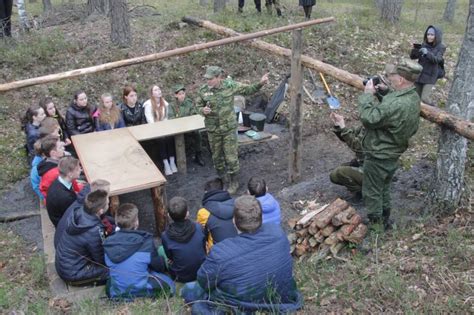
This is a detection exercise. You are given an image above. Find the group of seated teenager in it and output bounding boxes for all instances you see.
[22,84,204,177]
[44,169,302,312]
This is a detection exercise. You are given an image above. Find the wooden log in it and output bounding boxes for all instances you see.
[324,231,339,246]
[314,231,325,243]
[339,223,358,237]
[296,237,303,244]
[330,243,344,256]
[344,224,368,244]
[295,228,308,238]
[314,198,349,229]
[309,244,330,263]
[308,221,319,235]
[331,207,356,226]
[296,204,329,226]
[188,17,474,141]
[309,237,318,248]
[0,210,39,222]
[174,134,186,175]
[288,29,304,183]
[287,233,297,244]
[321,224,335,237]
[151,185,167,234]
[350,213,362,226]
[294,244,308,257]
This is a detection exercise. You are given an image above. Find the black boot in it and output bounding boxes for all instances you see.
[276,8,282,17]
[382,208,393,231]
[194,152,205,166]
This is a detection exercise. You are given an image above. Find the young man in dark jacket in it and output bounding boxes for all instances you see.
[46,157,81,227]
[196,178,237,252]
[161,197,206,283]
[55,189,109,285]
[104,203,175,299]
[409,25,446,105]
[181,195,303,313]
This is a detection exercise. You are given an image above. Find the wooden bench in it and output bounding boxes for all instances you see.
[127,115,205,175]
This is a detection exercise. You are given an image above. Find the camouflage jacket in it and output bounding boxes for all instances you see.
[332,125,365,164]
[196,78,263,134]
[358,86,420,160]
[169,97,196,119]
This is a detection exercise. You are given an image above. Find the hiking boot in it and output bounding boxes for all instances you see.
[227,173,240,194]
[194,152,205,166]
[276,8,282,17]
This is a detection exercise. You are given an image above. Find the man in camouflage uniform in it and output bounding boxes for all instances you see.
[170,84,205,166]
[329,112,365,197]
[358,58,422,230]
[197,66,269,194]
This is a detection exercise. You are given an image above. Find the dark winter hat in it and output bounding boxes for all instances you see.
[204,66,223,79]
[173,84,185,94]
[384,58,422,82]
[427,27,436,35]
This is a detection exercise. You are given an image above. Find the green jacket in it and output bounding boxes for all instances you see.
[196,78,263,134]
[357,86,420,160]
[169,97,196,119]
[332,125,365,164]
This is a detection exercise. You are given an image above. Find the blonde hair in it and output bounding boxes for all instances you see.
[99,93,121,126]
[149,85,166,121]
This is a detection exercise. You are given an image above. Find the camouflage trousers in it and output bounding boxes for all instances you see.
[207,130,239,176]
[362,158,399,219]
[329,165,363,193]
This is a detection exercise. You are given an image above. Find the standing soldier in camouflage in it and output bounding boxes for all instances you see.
[170,84,205,166]
[358,58,422,230]
[197,66,269,194]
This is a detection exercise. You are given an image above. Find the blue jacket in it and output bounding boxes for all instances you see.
[104,229,168,298]
[197,224,303,312]
[257,193,281,225]
[55,206,108,282]
[25,123,40,156]
[161,221,207,283]
[30,155,43,201]
[54,184,90,248]
[202,190,238,243]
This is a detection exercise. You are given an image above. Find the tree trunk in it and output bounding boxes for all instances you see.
[379,0,404,23]
[110,0,131,48]
[42,0,52,12]
[431,0,474,213]
[443,0,457,23]
[87,0,108,15]
[214,0,225,12]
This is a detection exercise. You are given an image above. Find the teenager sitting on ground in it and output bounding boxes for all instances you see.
[93,93,126,131]
[55,189,110,286]
[37,135,82,201]
[161,197,206,283]
[104,203,175,299]
[54,179,110,248]
[196,178,237,252]
[46,157,82,227]
[247,176,281,225]
[181,195,303,314]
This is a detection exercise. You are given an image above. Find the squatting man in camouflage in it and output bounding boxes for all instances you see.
[331,58,422,230]
[196,66,269,194]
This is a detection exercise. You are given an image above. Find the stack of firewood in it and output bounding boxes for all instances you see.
[288,198,367,260]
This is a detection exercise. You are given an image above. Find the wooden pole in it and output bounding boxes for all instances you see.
[0,17,334,93]
[288,30,303,183]
[185,16,474,141]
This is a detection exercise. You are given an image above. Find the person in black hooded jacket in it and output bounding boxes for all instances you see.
[55,189,109,285]
[410,25,446,106]
[196,178,238,252]
[104,203,175,299]
[65,91,96,136]
[161,197,206,283]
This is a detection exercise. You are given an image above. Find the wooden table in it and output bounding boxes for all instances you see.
[128,115,205,175]
[71,128,167,233]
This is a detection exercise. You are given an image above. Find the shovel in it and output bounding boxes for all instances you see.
[319,72,340,110]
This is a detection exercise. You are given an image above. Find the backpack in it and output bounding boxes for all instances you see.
[437,59,445,79]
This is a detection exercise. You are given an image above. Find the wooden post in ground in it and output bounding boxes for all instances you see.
[175,134,187,175]
[288,29,303,183]
[151,185,167,234]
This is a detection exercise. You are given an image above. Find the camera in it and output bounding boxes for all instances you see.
[362,76,381,86]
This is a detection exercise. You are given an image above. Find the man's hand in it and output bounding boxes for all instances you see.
[202,105,211,115]
[330,112,345,128]
[364,79,376,95]
[260,73,269,85]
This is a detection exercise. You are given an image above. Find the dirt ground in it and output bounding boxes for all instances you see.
[1,115,433,248]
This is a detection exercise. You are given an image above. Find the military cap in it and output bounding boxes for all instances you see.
[173,84,185,94]
[384,58,423,82]
[204,66,223,79]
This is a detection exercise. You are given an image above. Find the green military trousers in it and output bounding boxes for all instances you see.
[329,166,363,193]
[362,158,399,219]
[207,130,239,176]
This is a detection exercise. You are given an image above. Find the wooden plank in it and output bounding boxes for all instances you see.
[288,29,304,183]
[71,128,165,196]
[128,115,205,141]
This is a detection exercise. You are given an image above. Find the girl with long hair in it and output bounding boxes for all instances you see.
[22,103,46,158]
[65,90,96,136]
[39,96,70,145]
[119,86,145,126]
[93,93,125,131]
